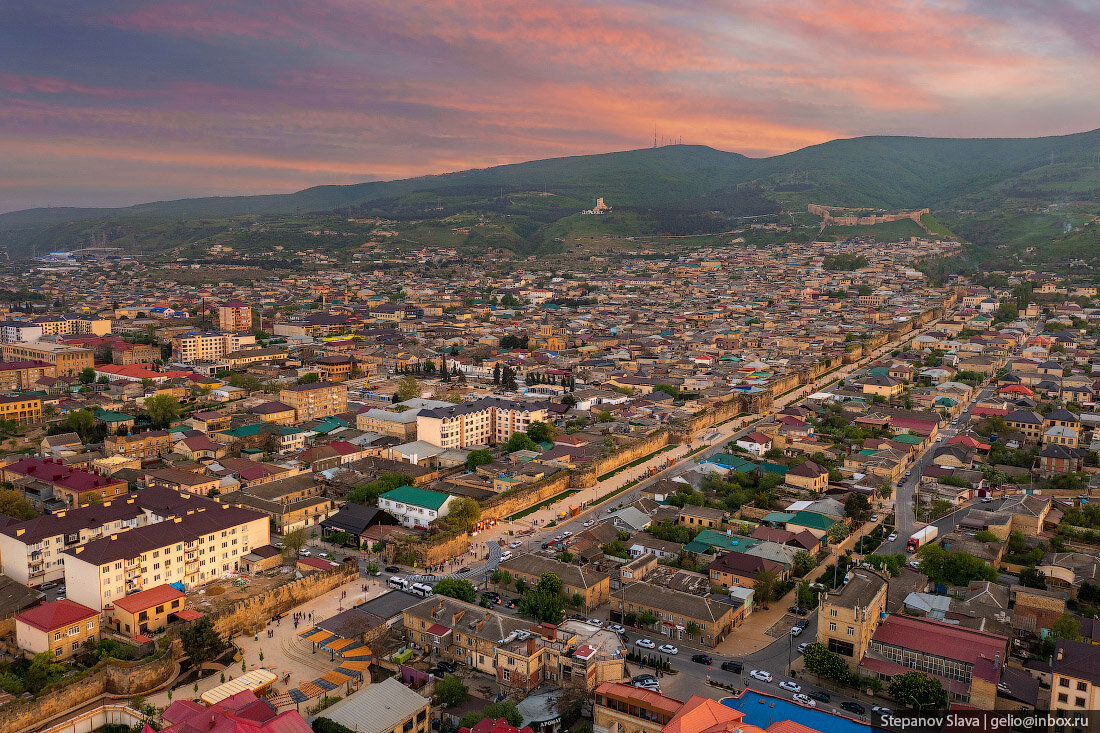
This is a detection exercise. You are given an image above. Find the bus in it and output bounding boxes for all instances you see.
[410,582,434,597]
[387,576,410,591]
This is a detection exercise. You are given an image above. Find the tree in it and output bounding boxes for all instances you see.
[97,374,110,385]
[492,569,512,586]
[329,531,350,547]
[440,497,481,532]
[179,617,225,671]
[65,409,96,442]
[1052,613,1082,642]
[348,474,407,504]
[434,578,477,603]
[492,363,501,384]
[24,651,65,694]
[526,421,556,444]
[802,642,849,683]
[282,527,307,559]
[79,366,95,384]
[435,674,469,707]
[466,449,493,471]
[1018,566,1047,589]
[145,393,181,428]
[459,701,522,729]
[753,569,779,609]
[537,572,562,595]
[639,610,659,627]
[844,493,871,521]
[793,551,816,576]
[762,447,783,460]
[827,522,850,543]
[423,360,436,374]
[597,410,613,423]
[685,621,700,638]
[888,670,947,710]
[501,365,518,390]
[397,375,421,402]
[558,551,574,564]
[562,393,577,407]
[916,545,997,586]
[296,372,320,385]
[518,588,564,624]
[0,488,35,520]
[504,431,537,453]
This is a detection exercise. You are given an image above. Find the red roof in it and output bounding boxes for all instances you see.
[460,718,534,733]
[947,435,991,451]
[4,457,126,494]
[16,599,98,632]
[870,614,1007,669]
[174,609,204,622]
[112,583,185,614]
[970,406,1009,418]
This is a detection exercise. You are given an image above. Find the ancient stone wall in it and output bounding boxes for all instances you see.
[212,563,358,638]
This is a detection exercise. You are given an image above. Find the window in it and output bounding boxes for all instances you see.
[1078,682,1087,691]
[829,622,836,632]
[1058,694,1068,703]
[847,626,855,636]
[830,608,838,617]
[1061,679,1071,688]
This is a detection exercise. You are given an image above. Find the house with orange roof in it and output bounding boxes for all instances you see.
[15,599,100,660]
[105,583,187,636]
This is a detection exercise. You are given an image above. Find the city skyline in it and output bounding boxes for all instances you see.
[2,0,1098,212]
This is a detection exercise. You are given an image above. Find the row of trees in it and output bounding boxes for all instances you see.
[803,642,947,709]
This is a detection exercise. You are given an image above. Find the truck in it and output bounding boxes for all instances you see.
[907,525,938,552]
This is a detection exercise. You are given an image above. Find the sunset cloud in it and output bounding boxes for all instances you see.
[0,0,1097,211]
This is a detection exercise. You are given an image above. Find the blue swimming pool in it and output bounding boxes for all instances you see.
[722,690,888,733]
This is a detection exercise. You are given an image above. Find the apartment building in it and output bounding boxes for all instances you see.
[110,341,161,365]
[315,354,356,381]
[218,301,253,333]
[279,381,348,422]
[1051,640,1100,716]
[0,456,128,508]
[0,321,43,344]
[416,397,549,449]
[0,394,42,425]
[171,332,256,363]
[357,407,420,440]
[15,599,100,661]
[497,554,610,611]
[220,474,332,533]
[612,582,742,648]
[817,569,888,665]
[144,467,221,496]
[0,341,93,376]
[0,360,55,390]
[0,492,149,587]
[707,551,788,590]
[63,500,269,609]
[104,429,172,460]
[36,315,111,337]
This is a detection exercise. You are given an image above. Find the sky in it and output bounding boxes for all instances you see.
[2,0,1099,213]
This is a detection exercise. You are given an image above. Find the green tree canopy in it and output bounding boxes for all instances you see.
[179,617,225,669]
[396,375,421,402]
[435,674,469,707]
[144,393,181,428]
[518,588,564,624]
[504,431,537,453]
[433,578,477,603]
[466,449,493,471]
[525,421,557,444]
[888,670,948,710]
[0,488,36,520]
[296,372,320,384]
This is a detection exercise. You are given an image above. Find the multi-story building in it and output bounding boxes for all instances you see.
[63,499,269,609]
[315,354,355,382]
[104,429,172,460]
[861,613,1008,706]
[416,397,549,449]
[144,466,221,496]
[357,407,420,440]
[378,485,456,529]
[220,474,332,533]
[0,341,93,376]
[817,569,888,665]
[0,394,42,425]
[1051,640,1100,716]
[109,341,161,365]
[0,321,43,344]
[218,300,252,333]
[0,360,55,390]
[0,456,128,508]
[594,683,776,733]
[497,554,610,612]
[15,599,100,660]
[707,551,788,591]
[279,381,348,422]
[0,491,151,587]
[170,332,256,363]
[104,583,187,636]
[612,582,742,648]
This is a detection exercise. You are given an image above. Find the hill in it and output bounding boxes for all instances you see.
[3,129,1100,263]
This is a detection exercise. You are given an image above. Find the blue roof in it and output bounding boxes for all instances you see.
[724,691,886,733]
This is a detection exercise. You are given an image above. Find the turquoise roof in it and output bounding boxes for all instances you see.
[220,424,303,438]
[762,511,796,524]
[93,408,134,423]
[703,453,757,472]
[684,529,759,555]
[759,462,788,475]
[894,434,924,445]
[787,511,837,531]
[380,485,450,511]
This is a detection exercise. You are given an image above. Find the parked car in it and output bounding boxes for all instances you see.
[541,542,551,549]
[841,702,866,715]
[657,644,678,655]
[778,681,801,692]
[981,497,993,503]
[509,541,522,548]
[437,660,456,673]
[690,654,712,665]
[797,643,809,654]
[583,520,594,527]
[298,550,311,557]
[721,660,743,673]
[792,694,815,707]
[384,565,400,573]
[634,680,660,692]
[869,514,878,522]
[41,582,56,591]
[749,670,772,682]
[909,560,921,568]
[788,606,808,616]
[635,638,656,649]
[809,691,831,704]
[561,531,572,537]
[587,618,603,626]
[871,706,893,715]
[790,625,804,637]
[887,533,898,542]
[608,624,626,633]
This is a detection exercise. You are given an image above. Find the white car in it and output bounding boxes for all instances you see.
[587,618,604,626]
[869,514,878,522]
[561,531,572,537]
[509,541,522,548]
[657,644,678,655]
[887,533,898,542]
[583,519,594,527]
[792,693,816,707]
[298,550,311,557]
[749,670,772,683]
[554,535,564,541]
[608,624,626,633]
[790,625,804,637]
[872,706,893,715]
[909,560,921,568]
[778,681,801,692]
[635,638,656,649]
[797,643,809,654]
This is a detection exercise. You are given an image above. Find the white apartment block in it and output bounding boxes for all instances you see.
[415,397,549,449]
[171,332,256,363]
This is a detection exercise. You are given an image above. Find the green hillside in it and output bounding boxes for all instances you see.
[4,129,1100,263]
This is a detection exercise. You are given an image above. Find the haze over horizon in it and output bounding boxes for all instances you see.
[3,0,1099,213]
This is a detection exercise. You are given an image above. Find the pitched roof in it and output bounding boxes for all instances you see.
[379,485,450,510]
[16,599,98,631]
[112,583,185,613]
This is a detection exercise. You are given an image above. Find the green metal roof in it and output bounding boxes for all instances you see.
[893,434,924,444]
[220,424,303,438]
[684,530,760,555]
[93,408,134,422]
[787,511,837,531]
[762,511,795,524]
[380,485,450,510]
